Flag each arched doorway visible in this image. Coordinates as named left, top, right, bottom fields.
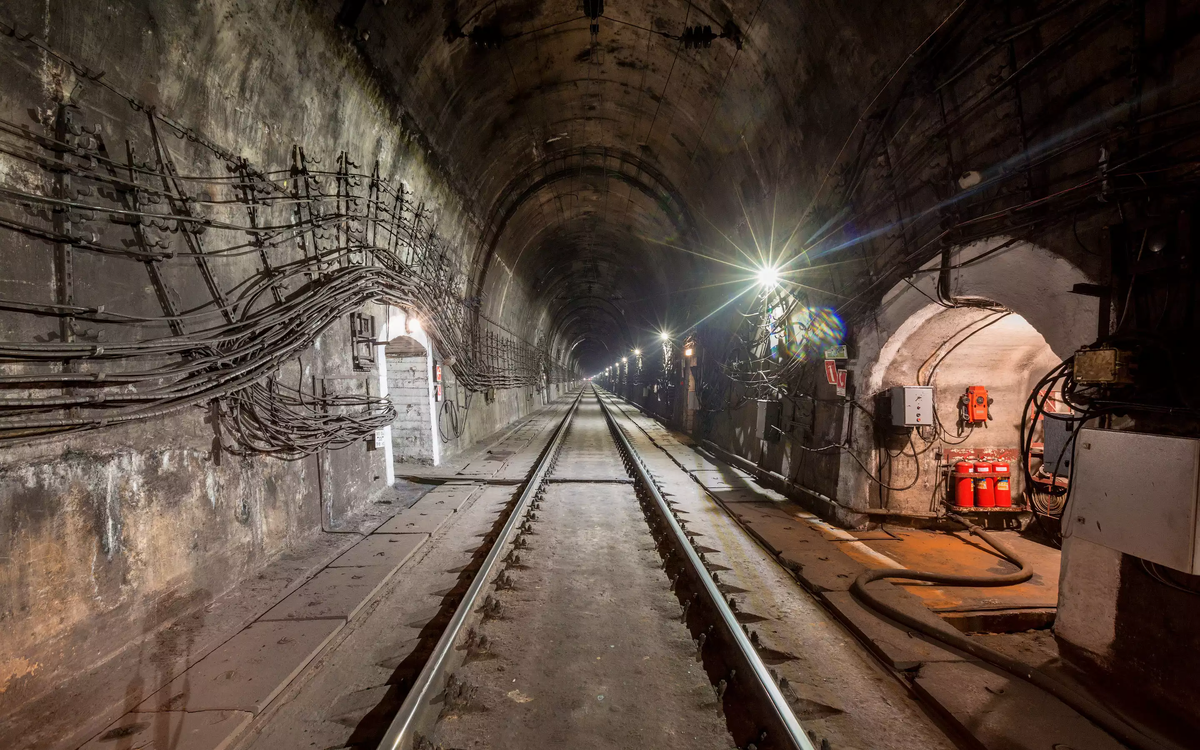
left=377, top=307, right=441, bottom=470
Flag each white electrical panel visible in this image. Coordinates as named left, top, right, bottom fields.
left=890, top=386, right=934, bottom=426
left=1070, top=428, right=1200, bottom=574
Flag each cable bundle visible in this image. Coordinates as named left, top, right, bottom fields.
left=0, top=28, right=574, bottom=453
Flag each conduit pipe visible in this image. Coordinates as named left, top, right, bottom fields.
left=851, top=516, right=1178, bottom=750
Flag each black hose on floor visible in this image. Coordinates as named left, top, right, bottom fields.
left=849, top=516, right=1174, bottom=750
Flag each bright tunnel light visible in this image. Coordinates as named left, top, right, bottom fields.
left=756, top=265, right=780, bottom=288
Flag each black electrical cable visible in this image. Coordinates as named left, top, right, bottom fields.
left=851, top=514, right=1175, bottom=750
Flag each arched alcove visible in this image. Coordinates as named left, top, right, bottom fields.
left=867, top=306, right=1061, bottom=514
left=838, top=239, right=1099, bottom=516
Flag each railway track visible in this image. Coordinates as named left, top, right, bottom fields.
left=377, top=386, right=815, bottom=750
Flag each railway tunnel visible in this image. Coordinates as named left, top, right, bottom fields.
left=1, top=2, right=1199, bottom=749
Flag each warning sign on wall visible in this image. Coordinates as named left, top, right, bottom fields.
left=824, top=360, right=838, bottom=385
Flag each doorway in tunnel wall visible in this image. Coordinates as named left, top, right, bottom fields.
left=870, top=307, right=1061, bottom=516
left=385, top=336, right=438, bottom=466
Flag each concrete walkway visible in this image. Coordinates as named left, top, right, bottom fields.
left=600, top=392, right=1124, bottom=750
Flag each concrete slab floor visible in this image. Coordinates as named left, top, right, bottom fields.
left=235, top=482, right=527, bottom=750
left=326, top=533, right=428, bottom=569
left=374, top=504, right=458, bottom=534
left=0, top=485, right=426, bottom=750
left=259, top=566, right=396, bottom=622
left=79, top=710, right=253, bottom=750
left=137, top=620, right=344, bottom=714
left=848, top=527, right=1061, bottom=616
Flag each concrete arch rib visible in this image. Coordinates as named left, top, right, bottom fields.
left=871, top=237, right=1099, bottom=364
left=547, top=303, right=632, bottom=356
left=469, top=147, right=698, bottom=298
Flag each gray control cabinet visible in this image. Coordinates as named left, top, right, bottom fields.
left=889, top=386, right=934, bottom=426
left=1070, top=428, right=1200, bottom=573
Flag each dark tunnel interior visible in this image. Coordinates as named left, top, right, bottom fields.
left=1, top=2, right=1200, bottom=749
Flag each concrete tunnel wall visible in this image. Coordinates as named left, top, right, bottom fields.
left=0, top=0, right=541, bottom=712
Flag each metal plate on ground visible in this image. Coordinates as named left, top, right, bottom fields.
left=472, top=484, right=520, bottom=510
left=708, top=488, right=787, bottom=505
left=375, top=504, right=457, bottom=534
left=668, top=452, right=726, bottom=472
left=689, top=469, right=758, bottom=491
left=913, top=661, right=1125, bottom=750
left=328, top=533, right=428, bottom=568
left=259, top=566, right=394, bottom=621
left=494, top=456, right=540, bottom=480
left=137, top=619, right=343, bottom=712
left=81, top=710, right=253, bottom=750
left=421, top=482, right=483, bottom=509
left=456, top=457, right=502, bottom=477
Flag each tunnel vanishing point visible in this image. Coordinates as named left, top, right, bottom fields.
left=1, top=2, right=1200, bottom=750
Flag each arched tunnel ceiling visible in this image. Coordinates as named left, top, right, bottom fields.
left=342, top=0, right=956, bottom=372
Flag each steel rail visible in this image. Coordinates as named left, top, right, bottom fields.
left=377, top=389, right=583, bottom=750
left=596, top=389, right=816, bottom=750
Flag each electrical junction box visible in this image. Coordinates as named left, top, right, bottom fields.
left=1073, top=346, right=1134, bottom=385
left=1070, top=428, right=1200, bottom=574
left=755, top=400, right=781, bottom=441
left=890, top=386, right=934, bottom=426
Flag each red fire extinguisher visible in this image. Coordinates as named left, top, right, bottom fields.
left=953, top=461, right=975, bottom=507
left=992, top=462, right=1012, bottom=507
left=974, top=462, right=995, bottom=507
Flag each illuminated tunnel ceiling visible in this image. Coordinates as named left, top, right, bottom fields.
left=339, top=0, right=955, bottom=372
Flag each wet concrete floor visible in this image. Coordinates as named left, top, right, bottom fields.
left=431, top=398, right=733, bottom=749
